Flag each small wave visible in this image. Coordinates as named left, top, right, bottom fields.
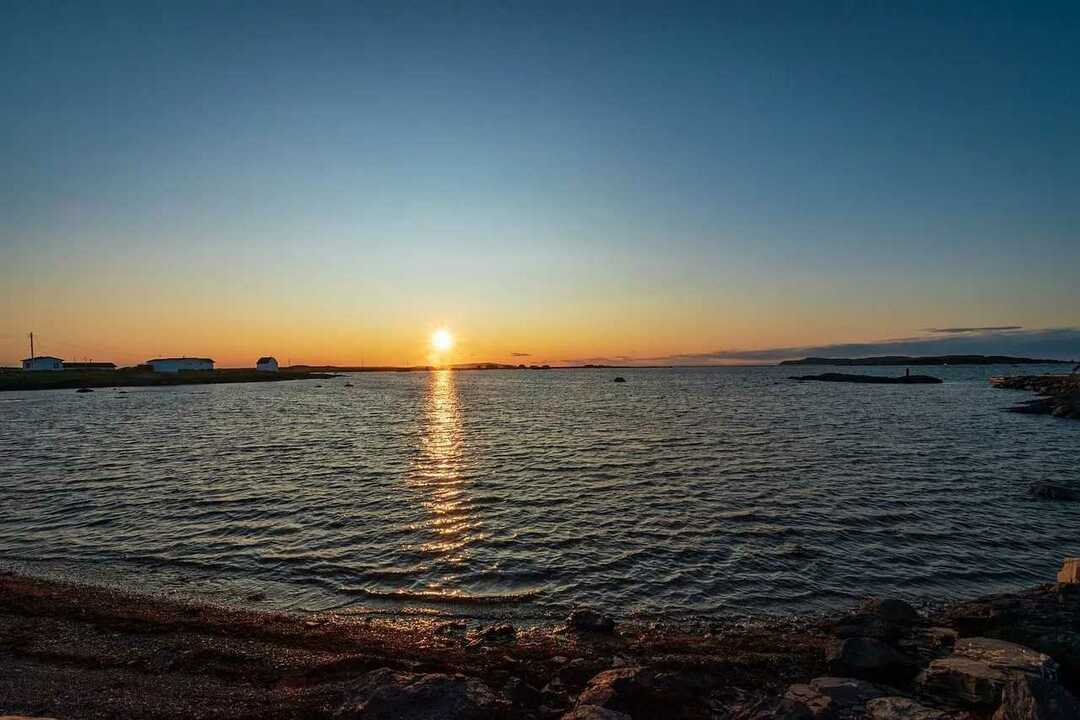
left=341, top=586, right=542, bottom=606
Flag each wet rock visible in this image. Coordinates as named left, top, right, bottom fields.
left=828, top=637, right=918, bottom=681
left=612, top=377, right=626, bottom=383
left=568, top=608, right=616, bottom=634
left=874, top=599, right=921, bottom=624
left=558, top=658, right=606, bottom=688
left=992, top=675, right=1080, bottom=720
left=917, top=638, right=1058, bottom=709
left=866, top=696, right=970, bottom=719
left=334, top=668, right=510, bottom=719
left=1029, top=482, right=1078, bottom=501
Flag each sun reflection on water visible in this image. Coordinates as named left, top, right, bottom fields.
left=409, top=370, right=476, bottom=564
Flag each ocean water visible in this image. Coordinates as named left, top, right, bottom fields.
left=1, top=366, right=1077, bottom=622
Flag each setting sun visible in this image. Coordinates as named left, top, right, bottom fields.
left=431, top=328, right=453, bottom=352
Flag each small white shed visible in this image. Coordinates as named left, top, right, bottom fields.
left=22, top=356, right=64, bottom=371
left=255, top=356, right=279, bottom=372
left=146, top=357, right=214, bottom=373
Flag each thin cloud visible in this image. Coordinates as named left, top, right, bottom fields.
left=924, top=326, right=1023, bottom=334
left=510, top=352, right=531, bottom=357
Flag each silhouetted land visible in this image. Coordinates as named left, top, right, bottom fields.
left=779, top=355, right=1073, bottom=366
left=790, top=372, right=943, bottom=384
left=0, top=571, right=1077, bottom=719
left=0, top=368, right=336, bottom=392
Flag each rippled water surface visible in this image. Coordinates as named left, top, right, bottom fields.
left=2, top=367, right=1077, bottom=621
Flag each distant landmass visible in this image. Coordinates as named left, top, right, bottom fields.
left=779, top=355, right=1074, bottom=366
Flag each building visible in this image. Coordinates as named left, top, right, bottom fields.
left=146, top=357, right=214, bottom=373
left=22, top=356, right=64, bottom=371
left=62, top=362, right=117, bottom=371
left=255, top=356, right=279, bottom=372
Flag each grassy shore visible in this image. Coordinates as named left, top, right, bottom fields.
left=0, top=571, right=1076, bottom=719
left=0, top=368, right=337, bottom=392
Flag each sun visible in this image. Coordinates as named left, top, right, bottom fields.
left=431, top=328, right=453, bottom=352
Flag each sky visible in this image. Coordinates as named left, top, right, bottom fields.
left=3, top=2, right=1079, bottom=366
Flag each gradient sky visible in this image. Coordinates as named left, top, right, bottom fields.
left=3, top=2, right=1079, bottom=366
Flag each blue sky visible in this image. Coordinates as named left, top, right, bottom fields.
left=2, top=2, right=1078, bottom=365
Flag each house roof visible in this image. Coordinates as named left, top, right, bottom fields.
left=22, top=356, right=63, bottom=362
left=256, top=357, right=277, bottom=364
left=146, top=357, right=214, bottom=363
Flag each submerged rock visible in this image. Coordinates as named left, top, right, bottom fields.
left=334, top=668, right=510, bottom=719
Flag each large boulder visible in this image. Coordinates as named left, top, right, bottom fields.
left=917, top=638, right=1058, bottom=709
left=334, top=668, right=510, bottom=719
left=992, top=675, right=1080, bottom=720
left=833, top=599, right=922, bottom=641
left=828, top=637, right=918, bottom=681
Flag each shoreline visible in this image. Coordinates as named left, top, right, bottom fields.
left=1, top=571, right=1077, bottom=718
left=0, top=368, right=339, bottom=392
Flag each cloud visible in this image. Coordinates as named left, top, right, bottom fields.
left=510, top=352, right=531, bottom=357
left=565, top=327, right=1080, bottom=365
left=924, top=326, right=1023, bottom=334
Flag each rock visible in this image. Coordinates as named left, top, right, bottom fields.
left=501, top=677, right=542, bottom=708
left=560, top=707, right=632, bottom=720
left=917, top=638, right=1058, bottom=709
left=866, top=696, right=970, bottom=719
left=900, top=627, right=960, bottom=665
left=992, top=675, right=1080, bottom=720
left=334, top=668, right=510, bottom=719
left=1029, top=482, right=1079, bottom=501
left=477, top=623, right=516, bottom=643
left=612, top=377, right=626, bottom=383
left=784, top=677, right=886, bottom=718
left=558, top=658, right=606, bottom=688
left=574, top=666, right=709, bottom=716
left=76, top=387, right=94, bottom=393
left=567, top=608, right=616, bottom=634
left=874, top=599, right=921, bottom=624
left=1057, top=558, right=1080, bottom=584
left=828, top=637, right=918, bottom=681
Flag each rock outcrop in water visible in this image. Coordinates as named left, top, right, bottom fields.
left=790, top=372, right=944, bottom=384
left=991, top=374, right=1080, bottom=420
left=1, top=569, right=1079, bottom=719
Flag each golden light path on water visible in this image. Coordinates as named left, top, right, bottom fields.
left=406, top=369, right=478, bottom=598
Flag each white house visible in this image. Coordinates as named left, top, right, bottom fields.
left=22, top=356, right=64, bottom=371
left=255, top=356, right=279, bottom=372
left=146, top=357, right=214, bottom=373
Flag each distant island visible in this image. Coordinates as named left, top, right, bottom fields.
left=779, top=355, right=1074, bottom=366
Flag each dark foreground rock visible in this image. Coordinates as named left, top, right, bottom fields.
left=1029, top=481, right=1079, bottom=501
left=791, top=373, right=943, bottom=384
left=1, top=574, right=1079, bottom=720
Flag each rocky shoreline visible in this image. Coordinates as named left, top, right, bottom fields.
left=992, top=375, right=1080, bottom=420
left=2, top=569, right=1079, bottom=719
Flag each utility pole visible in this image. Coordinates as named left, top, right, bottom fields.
left=29, top=332, right=34, bottom=360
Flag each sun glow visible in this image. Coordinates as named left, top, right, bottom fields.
left=431, top=328, right=453, bottom=352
